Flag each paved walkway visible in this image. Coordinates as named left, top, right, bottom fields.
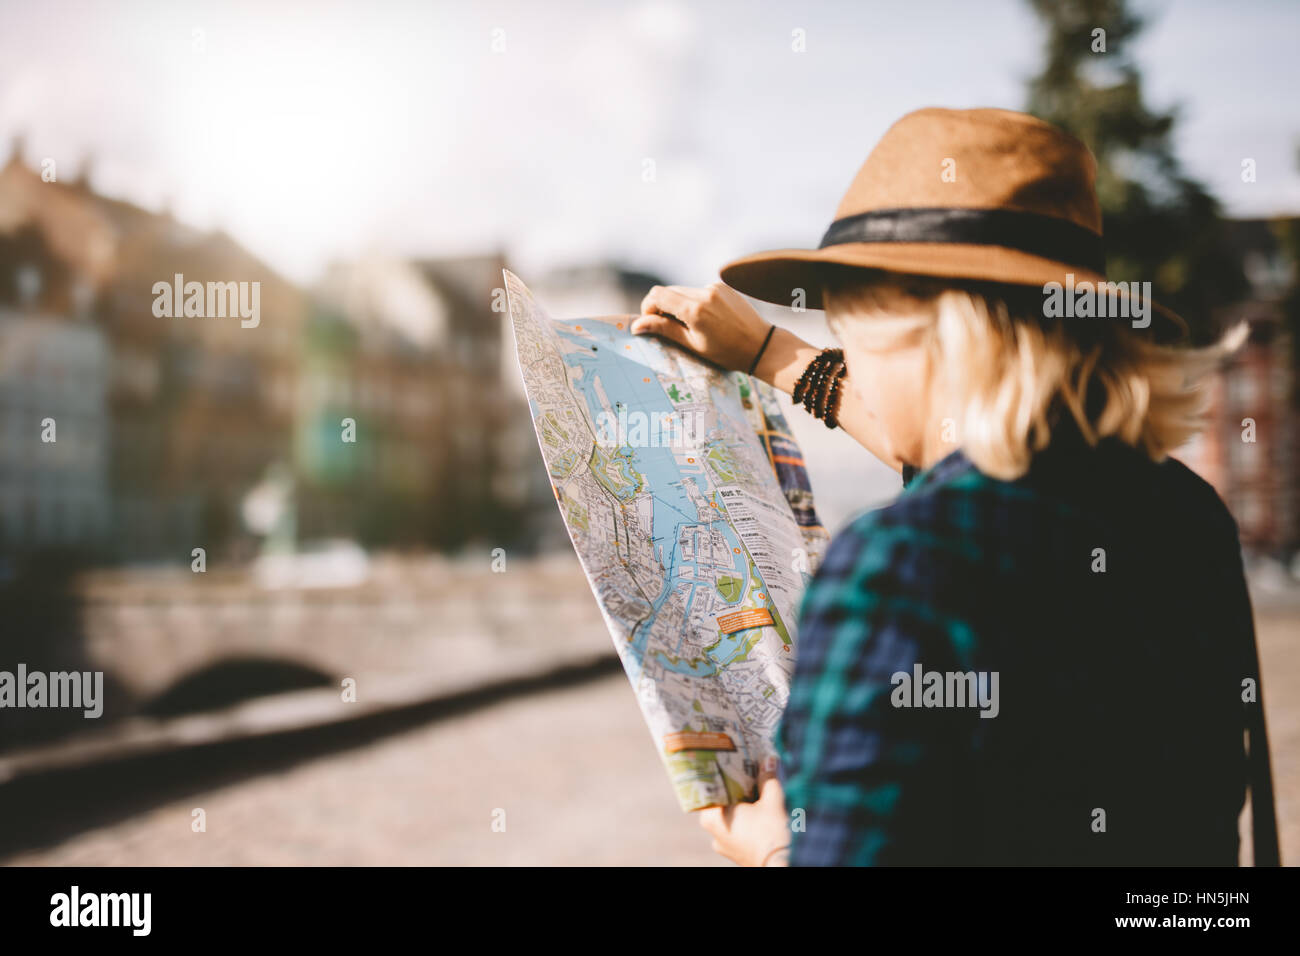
left=6, top=600, right=1296, bottom=867
left=4, top=671, right=723, bottom=866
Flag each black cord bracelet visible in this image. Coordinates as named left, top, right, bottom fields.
left=747, top=325, right=777, bottom=376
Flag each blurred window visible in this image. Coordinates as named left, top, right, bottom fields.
left=16, top=265, right=41, bottom=305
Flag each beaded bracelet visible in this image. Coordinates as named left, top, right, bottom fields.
left=793, top=348, right=847, bottom=429
left=824, top=372, right=845, bottom=428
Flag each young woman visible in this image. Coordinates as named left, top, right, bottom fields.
left=631, top=108, right=1278, bottom=866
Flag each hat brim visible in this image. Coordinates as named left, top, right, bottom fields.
left=720, top=242, right=1187, bottom=341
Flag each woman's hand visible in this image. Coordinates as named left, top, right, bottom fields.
left=697, top=758, right=791, bottom=866
left=634, top=279, right=904, bottom=474
left=633, top=283, right=772, bottom=372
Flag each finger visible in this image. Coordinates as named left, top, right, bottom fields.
left=757, top=754, right=780, bottom=785
left=697, top=807, right=723, bottom=834
left=631, top=308, right=685, bottom=330
left=638, top=285, right=666, bottom=315
left=631, top=313, right=691, bottom=348
left=639, top=285, right=677, bottom=315
left=757, top=775, right=784, bottom=804
left=642, top=285, right=699, bottom=322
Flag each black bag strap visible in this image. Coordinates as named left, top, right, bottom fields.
left=1246, top=627, right=1280, bottom=866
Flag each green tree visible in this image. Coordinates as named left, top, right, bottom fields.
left=1025, top=0, right=1245, bottom=343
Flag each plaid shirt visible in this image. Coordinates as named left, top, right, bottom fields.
left=776, top=433, right=1252, bottom=865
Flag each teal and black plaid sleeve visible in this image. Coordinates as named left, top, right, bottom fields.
left=774, top=455, right=991, bottom=866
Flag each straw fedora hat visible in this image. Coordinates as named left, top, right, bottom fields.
left=720, top=107, right=1184, bottom=339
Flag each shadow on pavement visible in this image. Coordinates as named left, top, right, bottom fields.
left=0, top=654, right=622, bottom=860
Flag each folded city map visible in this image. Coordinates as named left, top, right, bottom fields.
left=506, top=270, right=828, bottom=810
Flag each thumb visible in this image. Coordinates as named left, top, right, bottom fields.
left=758, top=754, right=780, bottom=786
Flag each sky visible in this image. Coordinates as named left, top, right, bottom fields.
left=1, top=0, right=1298, bottom=288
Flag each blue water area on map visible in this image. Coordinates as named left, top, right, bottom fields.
left=554, top=320, right=768, bottom=681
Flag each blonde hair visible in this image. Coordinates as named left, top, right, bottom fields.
left=822, top=268, right=1245, bottom=481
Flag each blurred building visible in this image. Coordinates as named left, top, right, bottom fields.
left=0, top=142, right=552, bottom=565
left=1179, top=217, right=1300, bottom=560
left=305, top=253, right=544, bottom=551
left=0, top=141, right=309, bottom=562
left=0, top=305, right=110, bottom=554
